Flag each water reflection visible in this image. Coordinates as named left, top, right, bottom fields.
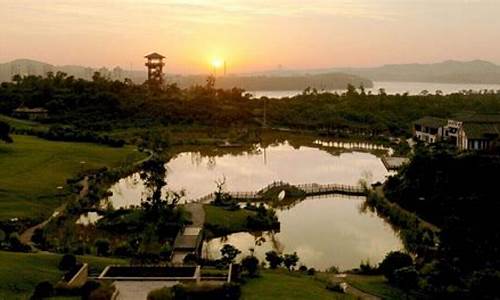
left=105, top=141, right=390, bottom=208
left=76, top=212, right=102, bottom=226
left=204, top=196, right=403, bottom=270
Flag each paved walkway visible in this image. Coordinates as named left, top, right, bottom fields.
left=115, top=281, right=179, bottom=300
left=171, top=203, right=205, bottom=264
left=184, top=203, right=205, bottom=227
left=20, top=177, right=89, bottom=245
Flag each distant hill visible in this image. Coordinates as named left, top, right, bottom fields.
left=334, top=60, right=500, bottom=84
left=0, top=59, right=146, bottom=83
left=246, top=60, right=500, bottom=84
left=0, top=59, right=372, bottom=91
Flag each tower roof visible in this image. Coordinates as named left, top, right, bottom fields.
left=145, top=52, right=165, bottom=59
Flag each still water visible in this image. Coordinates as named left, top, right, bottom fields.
left=106, top=142, right=389, bottom=207
left=250, top=81, right=500, bottom=98
left=204, top=196, right=402, bottom=270
left=104, top=141, right=403, bottom=269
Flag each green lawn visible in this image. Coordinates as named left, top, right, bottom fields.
left=0, top=135, right=146, bottom=221
left=0, top=250, right=125, bottom=300
left=0, top=114, right=49, bottom=131
left=241, top=270, right=355, bottom=300
left=345, top=274, right=418, bottom=300
left=204, top=205, right=256, bottom=236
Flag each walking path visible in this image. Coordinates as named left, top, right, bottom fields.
left=171, top=203, right=205, bottom=264
left=20, top=176, right=89, bottom=246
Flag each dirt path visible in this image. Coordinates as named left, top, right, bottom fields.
left=20, top=177, right=89, bottom=246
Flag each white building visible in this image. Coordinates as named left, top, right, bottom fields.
left=414, top=114, right=500, bottom=151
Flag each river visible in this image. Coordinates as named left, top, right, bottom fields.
left=250, top=81, right=500, bottom=98
left=103, top=140, right=403, bottom=270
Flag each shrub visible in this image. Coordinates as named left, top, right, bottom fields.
left=113, top=242, right=132, bottom=257
left=81, top=280, right=101, bottom=300
left=220, top=244, right=241, bottom=265
left=359, top=260, right=379, bottom=275
left=89, top=285, right=116, bottom=300
left=159, top=242, right=173, bottom=260
left=298, top=265, right=308, bottom=272
left=171, top=283, right=241, bottom=300
left=183, top=253, right=198, bottom=265
left=283, top=252, right=299, bottom=271
left=379, top=251, right=413, bottom=282
left=59, top=254, right=77, bottom=271
left=31, top=228, right=46, bottom=246
left=392, top=266, right=419, bottom=291
left=148, top=287, right=173, bottom=300
left=241, top=255, right=259, bottom=277
left=95, top=239, right=110, bottom=256
left=265, top=251, right=283, bottom=269
left=0, top=229, right=5, bottom=243
left=307, top=268, right=316, bottom=276
left=31, top=281, right=54, bottom=299
left=326, top=281, right=346, bottom=293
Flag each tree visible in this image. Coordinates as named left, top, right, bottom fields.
left=283, top=252, right=299, bottom=271
left=241, top=255, right=259, bottom=277
left=393, top=267, right=418, bottom=299
left=379, top=251, right=413, bottom=282
left=265, top=250, right=283, bottom=269
left=220, top=244, right=241, bottom=265
left=0, top=121, right=12, bottom=143
left=95, top=239, right=110, bottom=256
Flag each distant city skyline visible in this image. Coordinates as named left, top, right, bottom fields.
left=1, top=0, right=500, bottom=74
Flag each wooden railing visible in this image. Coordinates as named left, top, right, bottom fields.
left=189, top=181, right=366, bottom=203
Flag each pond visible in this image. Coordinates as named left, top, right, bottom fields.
left=105, top=141, right=390, bottom=207
left=203, top=196, right=402, bottom=270
left=103, top=140, right=403, bottom=270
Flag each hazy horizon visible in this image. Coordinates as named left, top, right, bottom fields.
left=2, top=0, right=500, bottom=74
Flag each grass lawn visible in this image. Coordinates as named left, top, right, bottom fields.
left=0, top=114, right=49, bottom=132
left=0, top=135, right=146, bottom=221
left=345, top=274, right=418, bottom=300
left=0, top=250, right=125, bottom=300
left=241, top=270, right=355, bottom=300
left=203, top=205, right=256, bottom=236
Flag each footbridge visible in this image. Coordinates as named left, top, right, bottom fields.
left=190, top=181, right=366, bottom=203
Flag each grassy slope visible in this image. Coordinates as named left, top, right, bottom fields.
left=346, top=274, right=417, bottom=300
left=0, top=251, right=125, bottom=300
left=241, top=270, right=355, bottom=300
left=0, top=114, right=49, bottom=131
left=204, top=205, right=256, bottom=235
left=0, top=135, right=146, bottom=220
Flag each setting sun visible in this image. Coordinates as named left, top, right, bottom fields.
left=211, top=58, right=224, bottom=69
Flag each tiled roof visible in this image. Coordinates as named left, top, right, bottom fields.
left=414, top=116, right=447, bottom=128
left=144, top=52, right=165, bottom=59
left=463, top=123, right=499, bottom=140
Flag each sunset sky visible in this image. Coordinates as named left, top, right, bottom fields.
left=1, top=0, right=499, bottom=74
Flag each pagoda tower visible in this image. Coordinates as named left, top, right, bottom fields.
left=144, top=52, right=165, bottom=87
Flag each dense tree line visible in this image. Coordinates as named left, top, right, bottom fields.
left=383, top=144, right=500, bottom=299
left=0, top=72, right=256, bottom=131
left=2, top=74, right=500, bottom=139
left=266, top=85, right=500, bottom=136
